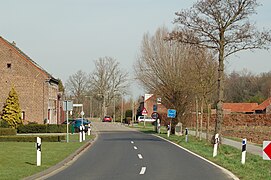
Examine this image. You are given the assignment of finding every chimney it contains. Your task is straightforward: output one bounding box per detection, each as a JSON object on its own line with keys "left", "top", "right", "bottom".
{"left": 12, "top": 41, "right": 16, "bottom": 46}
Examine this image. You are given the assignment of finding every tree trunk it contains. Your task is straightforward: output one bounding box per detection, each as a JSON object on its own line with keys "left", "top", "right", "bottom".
{"left": 214, "top": 46, "right": 225, "bottom": 142}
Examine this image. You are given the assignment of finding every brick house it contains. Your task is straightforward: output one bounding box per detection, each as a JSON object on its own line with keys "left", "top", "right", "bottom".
{"left": 0, "top": 36, "right": 61, "bottom": 124}
{"left": 143, "top": 94, "right": 167, "bottom": 117}
{"left": 253, "top": 97, "right": 271, "bottom": 114}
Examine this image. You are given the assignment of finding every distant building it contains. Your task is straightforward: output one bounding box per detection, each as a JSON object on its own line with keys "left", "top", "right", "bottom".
{"left": 143, "top": 94, "right": 167, "bottom": 117}
{"left": 0, "top": 36, "right": 61, "bottom": 124}
{"left": 253, "top": 97, "right": 271, "bottom": 114}
{"left": 222, "top": 103, "right": 258, "bottom": 114}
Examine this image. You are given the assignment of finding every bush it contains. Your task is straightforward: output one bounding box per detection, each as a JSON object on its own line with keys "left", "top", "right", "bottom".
{"left": 0, "top": 120, "right": 9, "bottom": 128}
{"left": 0, "top": 128, "right": 17, "bottom": 136}
{"left": 0, "top": 135, "right": 65, "bottom": 142}
{"left": 17, "top": 124, "right": 69, "bottom": 133}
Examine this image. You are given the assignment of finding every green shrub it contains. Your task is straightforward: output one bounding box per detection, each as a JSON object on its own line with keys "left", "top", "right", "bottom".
{"left": 0, "top": 135, "right": 65, "bottom": 142}
{"left": 0, "top": 120, "right": 9, "bottom": 128}
{"left": 17, "top": 124, "right": 69, "bottom": 133}
{"left": 0, "top": 128, "right": 17, "bottom": 136}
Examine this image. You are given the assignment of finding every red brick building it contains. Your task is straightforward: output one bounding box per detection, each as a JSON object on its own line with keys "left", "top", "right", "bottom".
{"left": 0, "top": 36, "right": 61, "bottom": 124}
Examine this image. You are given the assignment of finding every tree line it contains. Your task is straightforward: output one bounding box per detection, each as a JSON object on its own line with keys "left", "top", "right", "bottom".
{"left": 134, "top": 0, "right": 271, "bottom": 142}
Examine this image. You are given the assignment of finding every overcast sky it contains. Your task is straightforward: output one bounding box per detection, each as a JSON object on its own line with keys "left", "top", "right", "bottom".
{"left": 1, "top": 0, "right": 271, "bottom": 98}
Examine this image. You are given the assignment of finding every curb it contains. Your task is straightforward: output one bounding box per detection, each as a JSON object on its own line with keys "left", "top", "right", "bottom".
{"left": 23, "top": 132, "right": 98, "bottom": 180}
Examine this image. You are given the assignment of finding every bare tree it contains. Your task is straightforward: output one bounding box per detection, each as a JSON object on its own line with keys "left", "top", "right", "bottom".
{"left": 65, "top": 70, "right": 88, "bottom": 103}
{"left": 135, "top": 27, "right": 217, "bottom": 132}
{"left": 168, "top": 0, "right": 271, "bottom": 139}
{"left": 89, "top": 57, "right": 129, "bottom": 118}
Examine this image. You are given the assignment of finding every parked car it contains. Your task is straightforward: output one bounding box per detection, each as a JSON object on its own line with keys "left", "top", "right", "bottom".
{"left": 71, "top": 118, "right": 91, "bottom": 132}
{"left": 103, "top": 116, "right": 112, "bottom": 122}
{"left": 137, "top": 116, "right": 156, "bottom": 122}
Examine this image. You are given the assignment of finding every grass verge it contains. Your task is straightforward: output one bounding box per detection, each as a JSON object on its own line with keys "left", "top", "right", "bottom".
{"left": 0, "top": 133, "right": 95, "bottom": 180}
{"left": 133, "top": 123, "right": 271, "bottom": 180}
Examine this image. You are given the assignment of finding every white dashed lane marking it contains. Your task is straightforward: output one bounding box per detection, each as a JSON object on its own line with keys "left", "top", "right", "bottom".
{"left": 131, "top": 141, "right": 134, "bottom": 144}
{"left": 134, "top": 146, "right": 138, "bottom": 150}
{"left": 138, "top": 154, "right": 143, "bottom": 159}
{"left": 139, "top": 167, "right": 146, "bottom": 175}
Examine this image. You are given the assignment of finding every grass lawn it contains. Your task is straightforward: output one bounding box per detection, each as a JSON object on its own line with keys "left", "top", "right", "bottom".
{"left": 133, "top": 123, "right": 271, "bottom": 180}
{"left": 0, "top": 134, "right": 95, "bottom": 180}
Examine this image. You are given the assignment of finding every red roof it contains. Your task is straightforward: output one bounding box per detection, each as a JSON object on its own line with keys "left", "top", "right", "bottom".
{"left": 223, "top": 103, "right": 258, "bottom": 113}
{"left": 254, "top": 97, "right": 271, "bottom": 111}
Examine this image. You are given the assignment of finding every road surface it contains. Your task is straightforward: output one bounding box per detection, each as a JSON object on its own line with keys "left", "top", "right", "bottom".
{"left": 47, "top": 122, "right": 235, "bottom": 180}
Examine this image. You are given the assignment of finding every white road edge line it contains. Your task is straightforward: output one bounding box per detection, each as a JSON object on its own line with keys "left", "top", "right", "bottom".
{"left": 138, "top": 154, "right": 143, "bottom": 159}
{"left": 131, "top": 141, "right": 134, "bottom": 144}
{"left": 134, "top": 146, "right": 138, "bottom": 150}
{"left": 153, "top": 135, "right": 239, "bottom": 180}
{"left": 139, "top": 167, "right": 146, "bottom": 175}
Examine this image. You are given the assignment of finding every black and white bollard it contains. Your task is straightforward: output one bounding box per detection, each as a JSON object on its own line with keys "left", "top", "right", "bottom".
{"left": 167, "top": 124, "right": 170, "bottom": 137}
{"left": 157, "top": 119, "right": 161, "bottom": 134}
{"left": 36, "top": 137, "right": 41, "bottom": 166}
{"left": 185, "top": 128, "right": 188, "bottom": 142}
{"left": 88, "top": 124, "right": 91, "bottom": 136}
{"left": 241, "top": 138, "right": 247, "bottom": 164}
{"left": 213, "top": 133, "right": 219, "bottom": 157}
{"left": 82, "top": 126, "right": 85, "bottom": 141}
{"left": 79, "top": 125, "right": 82, "bottom": 142}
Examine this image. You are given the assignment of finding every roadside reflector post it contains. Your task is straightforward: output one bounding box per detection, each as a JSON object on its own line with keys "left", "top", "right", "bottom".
{"left": 167, "top": 122, "right": 171, "bottom": 137}
{"left": 82, "top": 125, "right": 86, "bottom": 141}
{"left": 185, "top": 128, "right": 188, "bottom": 142}
{"left": 79, "top": 125, "right": 82, "bottom": 142}
{"left": 241, "top": 138, "right": 247, "bottom": 164}
{"left": 36, "top": 137, "right": 41, "bottom": 166}
{"left": 157, "top": 119, "right": 160, "bottom": 134}
{"left": 88, "top": 124, "right": 91, "bottom": 136}
{"left": 213, "top": 133, "right": 219, "bottom": 157}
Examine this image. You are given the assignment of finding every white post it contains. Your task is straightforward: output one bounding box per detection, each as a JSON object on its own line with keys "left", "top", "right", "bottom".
{"left": 167, "top": 124, "right": 170, "bottom": 137}
{"left": 88, "top": 124, "right": 91, "bottom": 136}
{"left": 79, "top": 125, "right": 82, "bottom": 142}
{"left": 157, "top": 119, "right": 160, "bottom": 134}
{"left": 37, "top": 137, "right": 41, "bottom": 166}
{"left": 66, "top": 110, "right": 69, "bottom": 143}
{"left": 185, "top": 128, "right": 188, "bottom": 142}
{"left": 213, "top": 133, "right": 219, "bottom": 157}
{"left": 143, "top": 115, "right": 146, "bottom": 128}
{"left": 241, "top": 138, "right": 247, "bottom": 164}
{"left": 82, "top": 126, "right": 85, "bottom": 141}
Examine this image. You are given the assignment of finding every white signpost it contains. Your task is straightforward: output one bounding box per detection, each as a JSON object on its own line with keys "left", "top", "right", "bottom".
{"left": 142, "top": 108, "right": 148, "bottom": 128}
{"left": 213, "top": 133, "right": 219, "bottom": 157}
{"left": 63, "top": 100, "right": 73, "bottom": 143}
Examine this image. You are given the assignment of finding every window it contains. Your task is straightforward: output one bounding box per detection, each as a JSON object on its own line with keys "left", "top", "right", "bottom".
{"left": 21, "top": 111, "right": 25, "bottom": 120}
{"left": 7, "top": 63, "right": 11, "bottom": 68}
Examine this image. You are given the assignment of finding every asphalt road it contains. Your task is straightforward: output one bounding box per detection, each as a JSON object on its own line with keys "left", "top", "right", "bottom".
{"left": 47, "top": 122, "right": 234, "bottom": 180}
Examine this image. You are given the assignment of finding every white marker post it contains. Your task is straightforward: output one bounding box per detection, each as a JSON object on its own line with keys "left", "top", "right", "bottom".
{"left": 213, "top": 133, "right": 219, "bottom": 157}
{"left": 79, "top": 125, "right": 82, "bottom": 142}
{"left": 82, "top": 126, "right": 85, "bottom": 141}
{"left": 185, "top": 128, "right": 188, "bottom": 142}
{"left": 241, "top": 138, "right": 247, "bottom": 164}
{"left": 157, "top": 119, "right": 160, "bottom": 134}
{"left": 87, "top": 124, "right": 91, "bottom": 136}
{"left": 167, "top": 124, "right": 170, "bottom": 137}
{"left": 37, "top": 137, "right": 41, "bottom": 166}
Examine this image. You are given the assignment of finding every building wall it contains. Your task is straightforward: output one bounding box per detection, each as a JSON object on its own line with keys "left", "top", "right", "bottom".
{"left": 0, "top": 38, "right": 58, "bottom": 124}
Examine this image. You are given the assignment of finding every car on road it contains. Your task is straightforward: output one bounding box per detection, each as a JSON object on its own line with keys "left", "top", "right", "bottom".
{"left": 103, "top": 116, "right": 112, "bottom": 122}
{"left": 137, "top": 116, "right": 156, "bottom": 122}
{"left": 71, "top": 118, "right": 91, "bottom": 132}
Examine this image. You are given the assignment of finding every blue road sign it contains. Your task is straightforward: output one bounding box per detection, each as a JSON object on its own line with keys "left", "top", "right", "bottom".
{"left": 167, "top": 109, "right": 176, "bottom": 118}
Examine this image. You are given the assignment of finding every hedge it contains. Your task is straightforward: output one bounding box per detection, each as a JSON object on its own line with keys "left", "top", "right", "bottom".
{"left": 0, "top": 128, "right": 17, "bottom": 136}
{"left": 17, "top": 124, "right": 71, "bottom": 133}
{"left": 0, "top": 135, "right": 66, "bottom": 142}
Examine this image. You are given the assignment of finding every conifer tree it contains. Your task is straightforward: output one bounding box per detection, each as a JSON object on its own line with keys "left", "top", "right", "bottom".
{"left": 1, "top": 87, "right": 22, "bottom": 128}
